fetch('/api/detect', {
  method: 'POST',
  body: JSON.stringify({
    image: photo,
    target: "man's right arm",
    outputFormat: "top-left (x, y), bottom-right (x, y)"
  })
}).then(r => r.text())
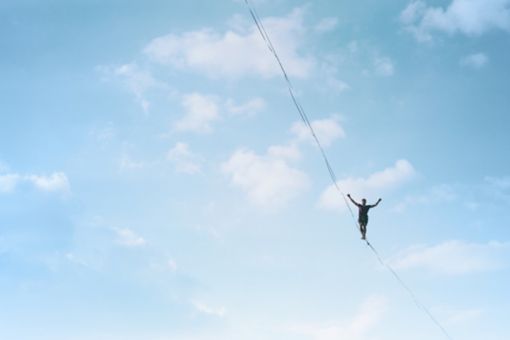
top-left (347, 194), bottom-right (360, 206)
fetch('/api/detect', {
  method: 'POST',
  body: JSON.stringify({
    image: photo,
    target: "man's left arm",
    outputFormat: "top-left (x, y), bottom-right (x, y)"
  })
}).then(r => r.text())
top-left (371, 198), bottom-right (382, 208)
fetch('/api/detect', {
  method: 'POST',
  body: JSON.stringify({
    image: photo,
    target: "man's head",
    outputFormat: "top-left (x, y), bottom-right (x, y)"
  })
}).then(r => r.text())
top-left (362, 198), bottom-right (366, 205)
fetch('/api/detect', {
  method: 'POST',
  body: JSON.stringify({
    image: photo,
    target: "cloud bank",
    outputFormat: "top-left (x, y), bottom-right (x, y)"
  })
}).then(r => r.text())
top-left (320, 160), bottom-right (416, 210)
top-left (388, 240), bottom-right (510, 275)
top-left (0, 171), bottom-right (70, 194)
top-left (144, 8), bottom-right (314, 79)
top-left (222, 147), bottom-right (309, 209)
top-left (401, 0), bottom-right (510, 42)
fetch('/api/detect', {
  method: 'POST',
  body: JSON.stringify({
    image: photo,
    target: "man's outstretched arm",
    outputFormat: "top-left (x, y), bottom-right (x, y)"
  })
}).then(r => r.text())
top-left (370, 198), bottom-right (382, 208)
top-left (347, 194), bottom-right (360, 207)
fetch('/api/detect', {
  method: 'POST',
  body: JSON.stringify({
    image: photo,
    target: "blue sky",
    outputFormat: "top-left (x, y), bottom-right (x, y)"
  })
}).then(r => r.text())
top-left (1, 0), bottom-right (510, 339)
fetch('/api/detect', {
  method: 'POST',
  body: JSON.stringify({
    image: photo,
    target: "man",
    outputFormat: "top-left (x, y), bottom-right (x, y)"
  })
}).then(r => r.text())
top-left (347, 194), bottom-right (381, 240)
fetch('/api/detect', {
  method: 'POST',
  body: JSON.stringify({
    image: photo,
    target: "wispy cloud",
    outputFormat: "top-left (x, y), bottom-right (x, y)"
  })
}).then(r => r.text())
top-left (226, 97), bottom-right (266, 117)
top-left (291, 116), bottom-right (346, 147)
top-left (119, 154), bottom-right (146, 170)
top-left (374, 56), bottom-right (395, 76)
top-left (144, 8), bottom-right (314, 79)
top-left (394, 184), bottom-right (457, 212)
top-left (166, 142), bottom-right (203, 174)
top-left (325, 77), bottom-right (350, 93)
top-left (267, 143), bottom-right (301, 161)
top-left (149, 258), bottom-right (178, 273)
top-left (113, 227), bottom-right (147, 247)
top-left (338, 40), bottom-right (396, 79)
top-left (314, 17), bottom-right (339, 33)
top-left (485, 175), bottom-right (510, 190)
top-left (175, 93), bottom-right (220, 133)
top-left (0, 171), bottom-right (70, 194)
top-left (90, 122), bottom-right (116, 143)
top-left (26, 172), bottom-right (70, 193)
top-left (98, 63), bottom-right (158, 113)
top-left (64, 252), bottom-right (91, 269)
top-left (434, 306), bottom-right (483, 325)
top-left (483, 175), bottom-right (510, 204)
top-left (388, 240), bottom-right (510, 275)
top-left (401, 0), bottom-right (510, 42)
top-left (320, 160), bottom-right (416, 210)
top-left (318, 57), bottom-right (351, 93)
top-left (460, 52), bottom-right (489, 69)
top-left (170, 94), bottom-right (265, 134)
top-left (287, 295), bottom-right (388, 340)
top-left (192, 300), bottom-right (227, 318)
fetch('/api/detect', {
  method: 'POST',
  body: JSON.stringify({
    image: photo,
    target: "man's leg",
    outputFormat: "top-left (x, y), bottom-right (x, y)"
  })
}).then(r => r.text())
top-left (360, 223), bottom-right (367, 239)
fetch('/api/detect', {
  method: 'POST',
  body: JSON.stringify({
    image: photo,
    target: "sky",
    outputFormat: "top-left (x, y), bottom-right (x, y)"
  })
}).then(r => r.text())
top-left (1, 0), bottom-right (510, 339)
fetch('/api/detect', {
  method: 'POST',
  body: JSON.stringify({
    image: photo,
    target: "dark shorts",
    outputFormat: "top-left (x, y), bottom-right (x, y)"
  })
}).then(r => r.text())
top-left (358, 216), bottom-right (368, 225)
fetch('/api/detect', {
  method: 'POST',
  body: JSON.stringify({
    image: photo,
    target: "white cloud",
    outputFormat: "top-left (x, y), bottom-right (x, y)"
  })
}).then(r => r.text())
top-left (26, 172), bottom-right (70, 193)
top-left (400, 0), bottom-right (427, 25)
top-left (99, 63), bottom-right (158, 113)
top-left (119, 154), bottom-right (146, 170)
top-left (144, 8), bottom-right (314, 79)
top-left (222, 148), bottom-right (309, 209)
top-left (314, 17), bottom-right (339, 33)
top-left (226, 97), bottom-right (266, 116)
top-left (388, 240), bottom-right (510, 275)
top-left (374, 56), bottom-right (395, 77)
top-left (326, 77), bottom-right (350, 93)
top-left (175, 93), bottom-right (220, 133)
top-left (318, 61), bottom-right (350, 93)
top-left (166, 142), bottom-right (202, 174)
top-left (320, 160), bottom-right (416, 210)
top-left (291, 116), bottom-right (346, 147)
top-left (287, 295), bottom-right (387, 340)
top-left (334, 41), bottom-right (394, 79)
top-left (401, 0), bottom-right (510, 41)
top-left (173, 94), bottom-right (266, 133)
top-left (460, 52), bottom-right (489, 68)
top-left (1, 171), bottom-right (70, 194)
top-left (113, 227), bottom-right (146, 247)
top-left (192, 300), bottom-right (227, 318)
top-left (65, 252), bottom-right (90, 268)
top-left (0, 173), bottom-right (21, 193)
top-left (267, 143), bottom-right (301, 161)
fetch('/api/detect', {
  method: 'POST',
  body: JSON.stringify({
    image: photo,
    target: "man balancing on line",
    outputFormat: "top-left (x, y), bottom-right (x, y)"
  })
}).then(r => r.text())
top-left (347, 194), bottom-right (382, 240)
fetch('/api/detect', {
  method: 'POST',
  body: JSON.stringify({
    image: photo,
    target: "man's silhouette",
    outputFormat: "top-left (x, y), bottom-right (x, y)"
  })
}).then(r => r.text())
top-left (347, 194), bottom-right (381, 240)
